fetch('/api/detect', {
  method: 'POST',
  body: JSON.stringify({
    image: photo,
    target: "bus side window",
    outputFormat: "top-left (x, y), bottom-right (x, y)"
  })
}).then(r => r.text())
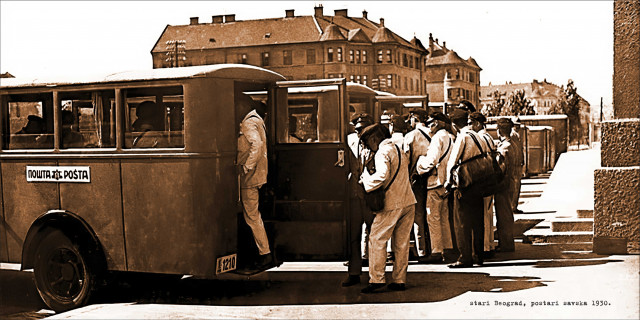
top-left (5, 93), bottom-right (54, 150)
top-left (124, 86), bottom-right (184, 149)
top-left (59, 90), bottom-right (115, 149)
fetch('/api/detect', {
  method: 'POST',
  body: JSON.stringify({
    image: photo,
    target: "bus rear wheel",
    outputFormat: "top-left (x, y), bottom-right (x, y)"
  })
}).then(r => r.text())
top-left (33, 229), bottom-right (97, 312)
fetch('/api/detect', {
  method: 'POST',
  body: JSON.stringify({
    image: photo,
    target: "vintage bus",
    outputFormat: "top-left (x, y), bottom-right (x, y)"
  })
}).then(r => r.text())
top-left (0, 65), bottom-right (387, 311)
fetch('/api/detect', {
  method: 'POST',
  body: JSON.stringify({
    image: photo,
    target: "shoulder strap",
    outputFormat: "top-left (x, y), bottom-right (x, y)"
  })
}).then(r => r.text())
top-left (384, 145), bottom-right (402, 191)
top-left (418, 128), bottom-right (431, 142)
top-left (481, 134), bottom-right (494, 152)
top-left (437, 136), bottom-right (452, 164)
top-left (467, 132), bottom-right (485, 154)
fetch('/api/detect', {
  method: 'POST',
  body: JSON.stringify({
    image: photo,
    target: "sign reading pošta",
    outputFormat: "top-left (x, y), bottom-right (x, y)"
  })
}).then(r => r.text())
top-left (26, 166), bottom-right (90, 183)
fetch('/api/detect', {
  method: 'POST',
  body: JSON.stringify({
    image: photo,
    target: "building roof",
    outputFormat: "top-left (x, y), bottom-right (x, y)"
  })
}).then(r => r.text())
top-left (320, 23), bottom-right (347, 41)
top-left (152, 9), bottom-right (423, 53)
top-left (426, 50), bottom-right (480, 70)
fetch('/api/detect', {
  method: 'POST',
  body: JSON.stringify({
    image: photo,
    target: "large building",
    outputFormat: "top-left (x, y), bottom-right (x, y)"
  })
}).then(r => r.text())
top-left (151, 6), bottom-right (481, 106)
top-left (424, 34), bottom-right (482, 109)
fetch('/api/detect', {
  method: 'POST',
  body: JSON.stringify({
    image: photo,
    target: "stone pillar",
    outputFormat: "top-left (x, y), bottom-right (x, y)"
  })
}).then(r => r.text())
top-left (593, 0), bottom-right (640, 254)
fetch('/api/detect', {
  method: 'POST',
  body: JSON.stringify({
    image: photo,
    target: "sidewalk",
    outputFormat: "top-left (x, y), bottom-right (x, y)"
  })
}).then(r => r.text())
top-left (47, 146), bottom-right (639, 319)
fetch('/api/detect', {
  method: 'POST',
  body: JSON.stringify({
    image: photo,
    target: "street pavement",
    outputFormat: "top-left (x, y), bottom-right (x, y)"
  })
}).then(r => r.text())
top-left (2, 147), bottom-right (639, 319)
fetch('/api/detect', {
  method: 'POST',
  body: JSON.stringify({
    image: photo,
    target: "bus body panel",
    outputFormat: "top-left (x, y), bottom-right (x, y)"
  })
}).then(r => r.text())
top-left (184, 78), bottom-right (237, 154)
top-left (189, 156), bottom-right (238, 277)
top-left (58, 159), bottom-right (126, 271)
top-left (1, 160), bottom-right (58, 262)
top-left (121, 159), bottom-right (197, 274)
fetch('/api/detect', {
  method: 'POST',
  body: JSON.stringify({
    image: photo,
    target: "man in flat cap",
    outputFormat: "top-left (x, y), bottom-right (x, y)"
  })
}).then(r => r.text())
top-left (415, 111), bottom-right (456, 263)
top-left (444, 109), bottom-right (486, 268)
top-left (359, 124), bottom-right (416, 293)
top-left (494, 118), bottom-right (519, 252)
top-left (342, 112), bottom-right (375, 287)
top-left (403, 109), bottom-right (433, 261)
top-left (468, 112), bottom-right (498, 257)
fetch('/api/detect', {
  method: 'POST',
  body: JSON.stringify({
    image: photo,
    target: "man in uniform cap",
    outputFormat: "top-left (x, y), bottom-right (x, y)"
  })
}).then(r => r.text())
top-left (403, 108), bottom-right (433, 261)
top-left (415, 111), bottom-right (456, 263)
top-left (342, 112), bottom-right (375, 287)
top-left (359, 124), bottom-right (416, 293)
top-left (444, 109), bottom-right (487, 268)
top-left (468, 112), bottom-right (498, 257)
top-left (494, 118), bottom-right (518, 252)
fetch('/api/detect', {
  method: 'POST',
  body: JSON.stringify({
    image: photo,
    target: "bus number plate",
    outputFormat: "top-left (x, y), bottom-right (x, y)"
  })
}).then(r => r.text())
top-left (216, 254), bottom-right (237, 274)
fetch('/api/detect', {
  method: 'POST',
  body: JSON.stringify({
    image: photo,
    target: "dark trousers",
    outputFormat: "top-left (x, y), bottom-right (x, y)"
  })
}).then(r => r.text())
top-left (511, 165), bottom-right (523, 210)
top-left (348, 196), bottom-right (374, 275)
top-left (495, 184), bottom-right (515, 251)
top-left (411, 182), bottom-right (431, 257)
top-left (453, 190), bottom-right (484, 264)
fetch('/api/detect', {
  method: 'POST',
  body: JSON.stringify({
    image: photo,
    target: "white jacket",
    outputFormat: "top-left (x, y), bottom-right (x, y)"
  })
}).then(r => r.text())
top-left (361, 139), bottom-right (416, 211)
top-left (237, 110), bottom-right (268, 188)
top-left (416, 128), bottom-right (454, 189)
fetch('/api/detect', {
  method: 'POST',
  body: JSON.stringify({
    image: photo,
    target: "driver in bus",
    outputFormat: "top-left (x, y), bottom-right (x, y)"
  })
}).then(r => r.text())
top-left (237, 97), bottom-right (274, 269)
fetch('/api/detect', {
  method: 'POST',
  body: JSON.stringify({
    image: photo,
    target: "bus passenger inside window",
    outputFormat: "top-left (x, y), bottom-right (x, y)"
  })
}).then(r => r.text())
top-left (131, 101), bottom-right (164, 148)
top-left (61, 110), bottom-right (84, 148)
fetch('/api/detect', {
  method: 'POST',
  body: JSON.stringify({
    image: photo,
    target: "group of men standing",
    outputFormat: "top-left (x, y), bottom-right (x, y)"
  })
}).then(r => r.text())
top-left (234, 95), bottom-right (524, 292)
top-left (345, 100), bottom-right (524, 293)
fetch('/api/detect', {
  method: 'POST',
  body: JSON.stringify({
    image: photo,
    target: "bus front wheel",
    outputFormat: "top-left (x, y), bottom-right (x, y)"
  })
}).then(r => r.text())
top-left (33, 229), bottom-right (97, 312)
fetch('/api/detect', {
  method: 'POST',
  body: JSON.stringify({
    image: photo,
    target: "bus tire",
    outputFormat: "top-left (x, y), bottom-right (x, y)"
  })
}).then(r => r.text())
top-left (33, 228), bottom-right (97, 312)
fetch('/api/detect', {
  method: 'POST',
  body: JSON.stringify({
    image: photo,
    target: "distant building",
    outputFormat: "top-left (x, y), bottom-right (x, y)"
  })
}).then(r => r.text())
top-left (480, 79), bottom-right (564, 115)
top-left (481, 79), bottom-right (591, 143)
top-left (151, 6), bottom-right (481, 103)
top-left (425, 34), bottom-right (482, 108)
top-left (0, 72), bottom-right (15, 78)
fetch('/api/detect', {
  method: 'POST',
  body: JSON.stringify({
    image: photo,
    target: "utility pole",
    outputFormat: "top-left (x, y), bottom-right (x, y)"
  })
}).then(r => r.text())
top-left (165, 40), bottom-right (186, 67)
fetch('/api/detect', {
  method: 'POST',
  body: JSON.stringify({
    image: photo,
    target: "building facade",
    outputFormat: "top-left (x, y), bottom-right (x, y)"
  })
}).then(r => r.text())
top-left (151, 6), bottom-right (480, 103)
top-left (424, 34), bottom-right (482, 108)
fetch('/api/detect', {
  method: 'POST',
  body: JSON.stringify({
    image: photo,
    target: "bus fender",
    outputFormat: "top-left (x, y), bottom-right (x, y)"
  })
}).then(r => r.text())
top-left (21, 210), bottom-right (106, 271)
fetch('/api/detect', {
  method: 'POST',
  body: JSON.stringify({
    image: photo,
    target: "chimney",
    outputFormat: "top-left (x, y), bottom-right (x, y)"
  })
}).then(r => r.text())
top-left (224, 14), bottom-right (235, 23)
top-left (285, 9), bottom-right (294, 18)
top-left (190, 17), bottom-right (199, 25)
top-left (314, 5), bottom-right (323, 17)
top-left (379, 18), bottom-right (385, 27)
top-left (442, 41), bottom-right (446, 49)
top-left (362, 10), bottom-right (368, 19)
top-left (212, 15), bottom-right (223, 23)
top-left (335, 9), bottom-right (348, 17)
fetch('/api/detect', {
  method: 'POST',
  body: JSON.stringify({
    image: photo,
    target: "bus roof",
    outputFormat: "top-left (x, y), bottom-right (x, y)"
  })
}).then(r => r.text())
top-left (0, 64), bottom-right (286, 89)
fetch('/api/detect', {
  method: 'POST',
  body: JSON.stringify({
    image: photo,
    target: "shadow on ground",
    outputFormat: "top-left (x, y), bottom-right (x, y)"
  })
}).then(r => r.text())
top-left (92, 271), bottom-right (546, 306)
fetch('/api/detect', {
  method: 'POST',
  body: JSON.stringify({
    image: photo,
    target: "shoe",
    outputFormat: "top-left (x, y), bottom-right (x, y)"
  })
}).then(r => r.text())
top-left (495, 246), bottom-right (515, 253)
top-left (447, 261), bottom-right (473, 269)
top-left (256, 253), bottom-right (275, 269)
top-left (418, 253), bottom-right (444, 264)
top-left (483, 250), bottom-right (496, 259)
top-left (473, 257), bottom-right (484, 266)
top-left (362, 259), bottom-right (369, 267)
top-left (341, 275), bottom-right (361, 287)
top-left (387, 283), bottom-right (406, 291)
top-left (360, 283), bottom-right (386, 294)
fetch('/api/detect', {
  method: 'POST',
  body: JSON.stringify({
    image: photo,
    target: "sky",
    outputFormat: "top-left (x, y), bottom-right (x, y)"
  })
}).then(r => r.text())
top-left (0, 1), bottom-right (614, 108)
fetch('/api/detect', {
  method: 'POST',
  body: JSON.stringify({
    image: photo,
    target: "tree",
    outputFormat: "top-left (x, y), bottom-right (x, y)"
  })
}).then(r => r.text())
top-left (481, 90), bottom-right (506, 117)
top-left (504, 89), bottom-right (535, 116)
top-left (550, 79), bottom-right (582, 144)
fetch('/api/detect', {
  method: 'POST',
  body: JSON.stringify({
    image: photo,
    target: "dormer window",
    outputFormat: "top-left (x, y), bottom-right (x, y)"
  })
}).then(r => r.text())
top-left (209, 38), bottom-right (216, 43)
top-left (264, 33), bottom-right (271, 39)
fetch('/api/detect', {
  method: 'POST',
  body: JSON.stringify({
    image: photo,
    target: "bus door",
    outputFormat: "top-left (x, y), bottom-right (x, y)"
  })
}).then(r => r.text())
top-left (267, 79), bottom-right (350, 261)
